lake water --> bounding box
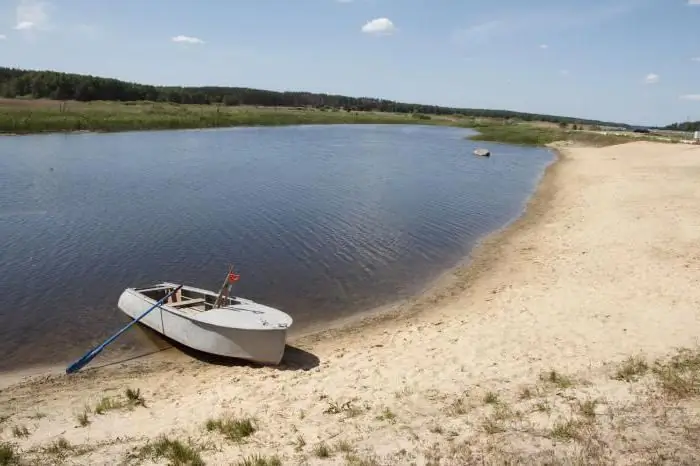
[0,125,553,372]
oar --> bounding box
[65,284,183,374]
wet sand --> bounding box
[2,141,700,465]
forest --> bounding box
[663,121,700,132]
[0,67,628,128]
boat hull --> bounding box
[117,290,289,365]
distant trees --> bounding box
[664,121,700,132]
[0,66,630,127]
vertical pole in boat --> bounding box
[214,265,233,308]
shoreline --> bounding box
[2,140,700,464]
[0,145,558,384]
[291,145,562,348]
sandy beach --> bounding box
[2,140,700,465]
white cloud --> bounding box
[14,21,34,30]
[337,0,353,2]
[361,18,396,35]
[539,44,549,49]
[688,0,700,5]
[15,0,50,31]
[692,57,700,62]
[680,94,700,101]
[644,73,659,84]
[172,35,205,44]
[559,69,570,76]
[0,34,6,40]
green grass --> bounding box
[0,100,455,134]
[549,419,584,441]
[468,121,641,147]
[76,406,91,427]
[139,435,204,466]
[94,396,124,415]
[375,407,397,423]
[653,349,700,399]
[205,416,256,442]
[235,454,282,466]
[125,388,146,407]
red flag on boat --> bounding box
[228,272,240,283]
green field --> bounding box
[1,98,688,148]
[0,99,458,134]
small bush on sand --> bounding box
[539,370,573,389]
[550,419,583,441]
[139,435,204,466]
[94,396,123,415]
[125,388,146,407]
[205,416,256,442]
[483,392,500,405]
[313,442,331,458]
[11,425,29,439]
[235,454,282,466]
[614,356,649,382]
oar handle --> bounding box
[65,284,183,374]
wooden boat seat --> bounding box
[169,298,206,308]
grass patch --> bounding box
[139,435,204,466]
[481,417,506,434]
[205,415,256,442]
[125,388,146,407]
[43,437,73,460]
[539,370,574,389]
[94,396,124,415]
[651,349,700,399]
[27,412,46,420]
[11,425,29,439]
[0,442,20,466]
[579,399,598,419]
[519,387,534,400]
[323,399,364,418]
[445,396,469,416]
[345,453,381,466]
[614,356,649,382]
[0,101,453,135]
[468,121,636,147]
[549,419,583,441]
[313,441,331,458]
[375,407,397,423]
[235,454,282,466]
[335,440,354,453]
[76,407,90,427]
[294,434,306,452]
[483,391,500,405]
[534,400,551,414]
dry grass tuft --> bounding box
[205,415,256,442]
[614,356,649,382]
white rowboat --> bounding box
[117,282,293,365]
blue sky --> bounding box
[0,0,699,126]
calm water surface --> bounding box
[0,125,553,371]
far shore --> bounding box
[2,98,693,148]
[2,140,700,465]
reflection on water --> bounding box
[0,124,553,371]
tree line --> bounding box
[0,66,628,127]
[663,121,700,132]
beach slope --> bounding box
[1,141,700,465]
